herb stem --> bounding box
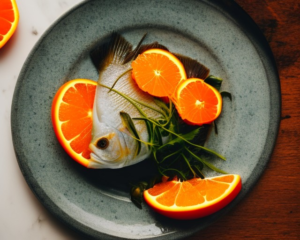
[181,153,196,178]
[147,118,226,160]
[100,83,166,117]
[160,167,187,180]
[160,149,182,164]
[108,68,133,92]
[98,83,147,117]
[185,147,227,174]
[132,98,167,118]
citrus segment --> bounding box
[176,182,205,206]
[174,78,222,125]
[51,79,97,167]
[144,174,242,219]
[131,49,187,97]
[0,0,19,48]
[156,184,181,207]
[147,180,177,196]
[61,117,92,140]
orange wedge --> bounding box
[131,49,187,97]
[144,174,241,219]
[174,78,222,125]
[0,0,19,48]
[51,79,97,167]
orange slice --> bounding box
[144,174,242,219]
[0,0,19,48]
[131,49,187,97]
[51,79,97,167]
[174,78,222,125]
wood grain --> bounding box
[189,0,300,239]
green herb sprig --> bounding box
[98,75,230,208]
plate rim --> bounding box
[11,0,281,239]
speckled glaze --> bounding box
[11,0,280,239]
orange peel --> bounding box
[51,79,97,167]
[144,174,242,219]
[0,0,19,48]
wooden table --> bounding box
[189,0,300,239]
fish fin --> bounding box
[123,33,148,64]
[90,32,133,72]
[138,42,169,54]
[120,111,141,157]
[124,41,169,63]
[174,54,210,80]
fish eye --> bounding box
[96,138,109,149]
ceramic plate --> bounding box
[11,0,281,239]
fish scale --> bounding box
[88,33,163,168]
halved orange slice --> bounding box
[0,0,19,48]
[131,49,187,97]
[51,79,97,167]
[144,174,241,219]
[174,78,222,125]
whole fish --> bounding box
[87,33,210,169]
[88,33,166,168]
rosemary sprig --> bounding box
[99,81,226,160]
[98,75,229,207]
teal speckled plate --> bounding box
[11,0,281,239]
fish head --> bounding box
[89,122,129,168]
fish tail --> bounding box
[90,32,133,72]
[173,53,210,80]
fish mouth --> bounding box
[87,130,129,169]
[88,151,126,169]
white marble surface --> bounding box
[0,1,85,239]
